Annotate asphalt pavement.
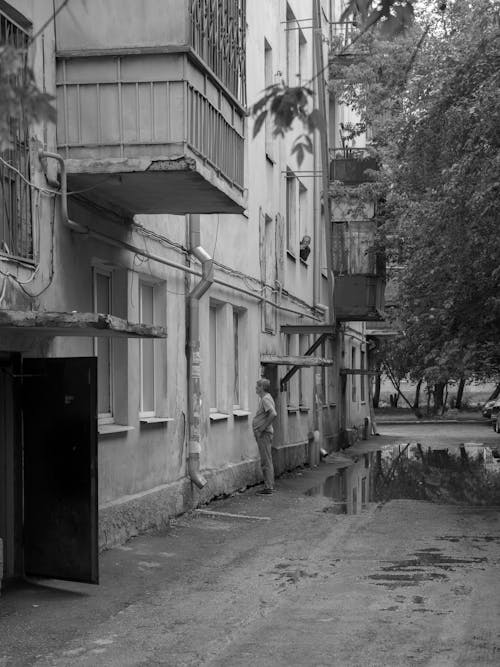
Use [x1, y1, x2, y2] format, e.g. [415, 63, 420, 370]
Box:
[0, 421, 499, 666]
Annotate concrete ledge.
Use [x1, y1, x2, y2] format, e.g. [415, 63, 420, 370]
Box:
[98, 459, 262, 550]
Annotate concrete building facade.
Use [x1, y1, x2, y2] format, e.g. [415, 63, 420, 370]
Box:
[0, 0, 382, 589]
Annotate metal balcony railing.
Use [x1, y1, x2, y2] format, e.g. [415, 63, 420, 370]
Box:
[0, 8, 33, 261]
[329, 147, 378, 185]
[189, 0, 247, 104]
[56, 56, 245, 192]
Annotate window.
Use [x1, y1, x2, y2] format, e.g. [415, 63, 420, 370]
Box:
[0, 7, 33, 261]
[360, 349, 366, 402]
[94, 270, 113, 422]
[139, 281, 155, 415]
[299, 183, 308, 261]
[285, 334, 292, 407]
[233, 310, 240, 407]
[263, 214, 276, 332]
[264, 39, 274, 160]
[285, 4, 297, 86]
[209, 304, 218, 410]
[298, 29, 307, 85]
[299, 334, 310, 407]
[351, 347, 357, 402]
[286, 170, 296, 255]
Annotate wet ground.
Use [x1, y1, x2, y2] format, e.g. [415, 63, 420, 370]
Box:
[1, 422, 500, 666]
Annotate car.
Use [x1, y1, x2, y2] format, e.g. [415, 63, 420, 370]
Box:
[483, 396, 500, 418]
[491, 399, 500, 433]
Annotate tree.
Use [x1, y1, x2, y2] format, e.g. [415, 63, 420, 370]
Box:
[328, 0, 500, 393]
[249, 0, 426, 164]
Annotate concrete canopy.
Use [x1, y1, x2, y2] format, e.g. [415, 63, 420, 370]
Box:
[0, 311, 167, 338]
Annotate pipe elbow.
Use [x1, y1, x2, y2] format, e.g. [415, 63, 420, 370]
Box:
[188, 453, 207, 489]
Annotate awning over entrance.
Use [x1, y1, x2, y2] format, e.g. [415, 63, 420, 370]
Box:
[0, 310, 167, 338]
[260, 354, 333, 367]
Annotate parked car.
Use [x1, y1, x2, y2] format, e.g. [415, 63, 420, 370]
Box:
[491, 399, 500, 433]
[483, 398, 500, 418]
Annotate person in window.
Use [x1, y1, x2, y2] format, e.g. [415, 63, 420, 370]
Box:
[253, 378, 277, 495]
[299, 235, 311, 262]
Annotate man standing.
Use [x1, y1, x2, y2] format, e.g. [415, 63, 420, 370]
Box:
[253, 378, 277, 495]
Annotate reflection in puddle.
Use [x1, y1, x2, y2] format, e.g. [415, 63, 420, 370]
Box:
[305, 453, 376, 515]
[306, 442, 500, 510]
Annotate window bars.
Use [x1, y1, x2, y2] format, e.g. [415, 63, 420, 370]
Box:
[189, 0, 247, 105]
[0, 9, 33, 261]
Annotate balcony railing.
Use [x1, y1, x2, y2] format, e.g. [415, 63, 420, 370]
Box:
[332, 221, 385, 277]
[57, 56, 244, 191]
[330, 148, 378, 185]
[189, 0, 246, 104]
[56, 53, 245, 213]
[334, 274, 385, 322]
[187, 86, 244, 189]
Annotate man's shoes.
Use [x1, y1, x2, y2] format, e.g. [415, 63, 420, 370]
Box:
[256, 488, 273, 495]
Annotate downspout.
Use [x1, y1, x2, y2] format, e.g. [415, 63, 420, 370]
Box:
[38, 150, 87, 234]
[187, 214, 213, 489]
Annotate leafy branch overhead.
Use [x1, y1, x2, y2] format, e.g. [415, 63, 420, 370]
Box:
[0, 44, 56, 149]
[249, 83, 325, 165]
[249, 0, 420, 164]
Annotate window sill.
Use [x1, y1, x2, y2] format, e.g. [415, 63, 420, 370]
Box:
[322, 403, 337, 409]
[299, 258, 309, 268]
[209, 412, 229, 422]
[287, 250, 297, 262]
[140, 417, 174, 424]
[287, 405, 300, 413]
[233, 409, 251, 418]
[299, 406, 310, 413]
[98, 424, 134, 436]
[266, 152, 275, 165]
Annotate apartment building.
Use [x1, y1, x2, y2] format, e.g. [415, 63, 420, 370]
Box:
[0, 0, 384, 589]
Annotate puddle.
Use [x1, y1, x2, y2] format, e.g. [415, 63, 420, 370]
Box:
[306, 454, 375, 514]
[367, 550, 487, 588]
[305, 443, 500, 509]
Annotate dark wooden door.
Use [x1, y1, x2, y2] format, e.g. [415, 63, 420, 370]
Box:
[22, 357, 98, 584]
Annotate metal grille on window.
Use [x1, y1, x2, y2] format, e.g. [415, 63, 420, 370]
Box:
[0, 10, 33, 261]
[189, 0, 247, 104]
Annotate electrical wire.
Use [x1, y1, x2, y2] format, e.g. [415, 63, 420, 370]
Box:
[1, 198, 57, 298]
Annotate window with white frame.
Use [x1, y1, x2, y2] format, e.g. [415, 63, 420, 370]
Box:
[209, 304, 218, 411]
[264, 39, 274, 160]
[298, 28, 307, 85]
[233, 309, 240, 407]
[360, 349, 366, 402]
[285, 4, 297, 86]
[299, 182, 308, 261]
[286, 170, 297, 255]
[351, 347, 357, 402]
[299, 334, 310, 407]
[93, 269, 113, 422]
[139, 281, 155, 416]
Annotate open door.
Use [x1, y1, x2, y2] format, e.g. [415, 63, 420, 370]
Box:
[22, 357, 98, 584]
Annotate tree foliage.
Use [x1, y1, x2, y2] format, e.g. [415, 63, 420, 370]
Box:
[338, 0, 500, 383]
[250, 0, 420, 164]
[0, 44, 56, 149]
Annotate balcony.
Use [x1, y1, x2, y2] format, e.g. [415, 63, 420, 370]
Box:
[54, 0, 246, 215]
[329, 148, 378, 185]
[334, 275, 385, 322]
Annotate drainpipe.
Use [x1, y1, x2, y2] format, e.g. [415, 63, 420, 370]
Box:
[38, 150, 87, 234]
[187, 214, 213, 489]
